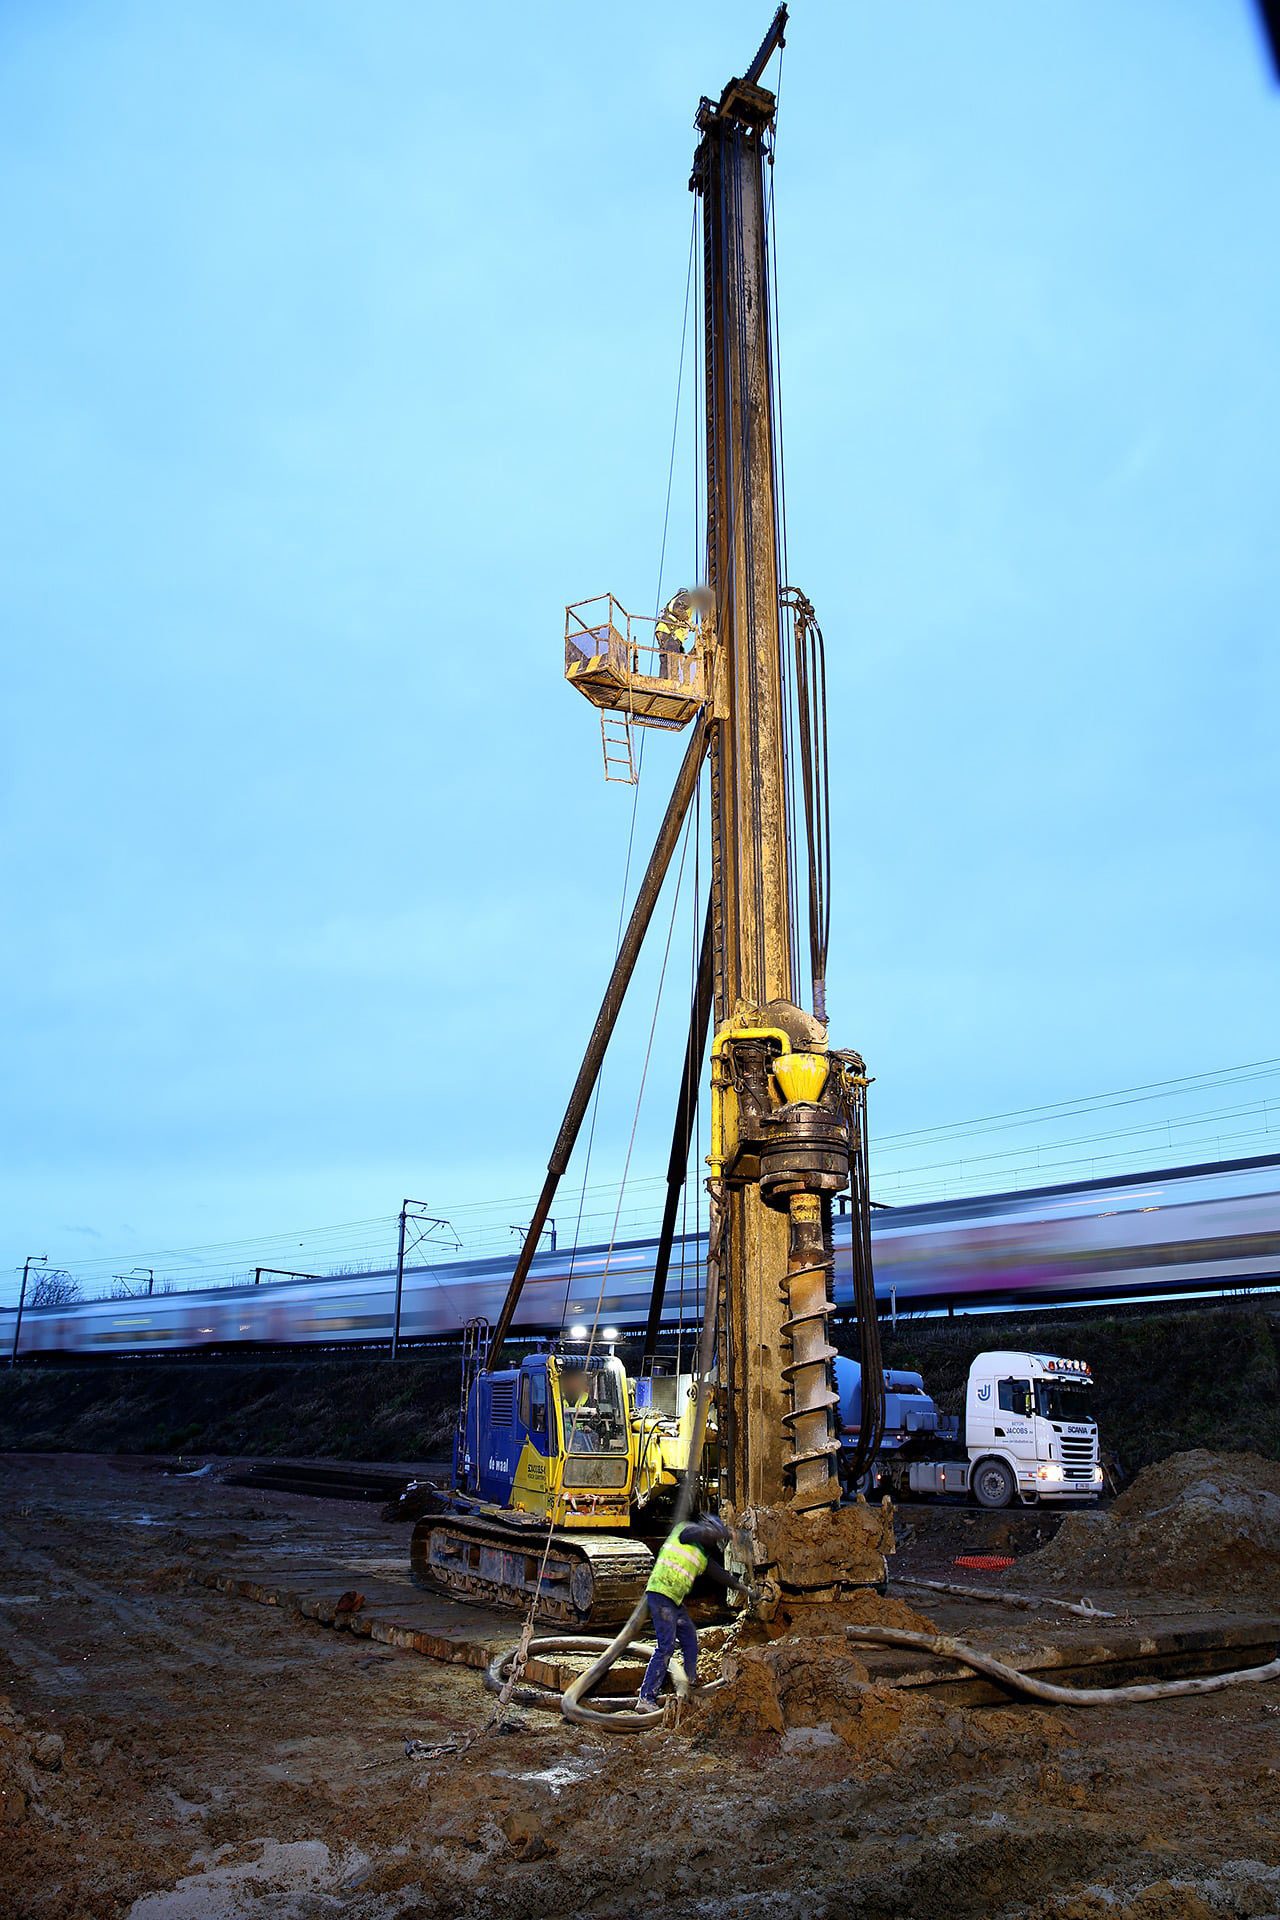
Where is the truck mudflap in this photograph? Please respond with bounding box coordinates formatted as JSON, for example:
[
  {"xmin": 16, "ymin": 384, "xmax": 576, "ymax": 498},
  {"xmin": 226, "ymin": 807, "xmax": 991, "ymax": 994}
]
[{"xmin": 410, "ymin": 1512, "xmax": 653, "ymax": 1626}]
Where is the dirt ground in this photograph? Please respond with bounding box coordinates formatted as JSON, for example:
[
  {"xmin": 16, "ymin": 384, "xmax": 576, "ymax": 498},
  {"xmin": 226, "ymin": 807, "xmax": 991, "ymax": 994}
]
[{"xmin": 1, "ymin": 1455, "xmax": 1278, "ymax": 1920}]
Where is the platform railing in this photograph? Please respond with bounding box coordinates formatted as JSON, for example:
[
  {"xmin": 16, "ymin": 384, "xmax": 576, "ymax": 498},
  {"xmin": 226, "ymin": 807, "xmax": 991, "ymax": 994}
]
[{"xmin": 565, "ymin": 594, "xmax": 703, "ymax": 695}]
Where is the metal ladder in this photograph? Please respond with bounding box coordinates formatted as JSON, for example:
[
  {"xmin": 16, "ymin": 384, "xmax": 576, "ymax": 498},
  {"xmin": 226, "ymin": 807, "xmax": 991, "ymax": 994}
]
[
  {"xmin": 707, "ymin": 727, "xmax": 728, "ymax": 1010},
  {"xmin": 600, "ymin": 709, "xmax": 637, "ymax": 784},
  {"xmin": 455, "ymin": 1317, "xmax": 492, "ymax": 1493}
]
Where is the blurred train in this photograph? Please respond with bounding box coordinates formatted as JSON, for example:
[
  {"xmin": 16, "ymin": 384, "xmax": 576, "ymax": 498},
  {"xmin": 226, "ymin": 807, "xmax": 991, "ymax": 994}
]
[{"xmin": 7, "ymin": 1153, "xmax": 1278, "ymax": 1361}]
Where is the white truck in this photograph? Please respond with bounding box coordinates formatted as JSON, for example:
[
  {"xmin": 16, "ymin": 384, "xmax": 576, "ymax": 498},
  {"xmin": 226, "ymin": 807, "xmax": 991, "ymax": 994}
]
[{"xmin": 834, "ymin": 1348, "xmax": 1103, "ymax": 1509}]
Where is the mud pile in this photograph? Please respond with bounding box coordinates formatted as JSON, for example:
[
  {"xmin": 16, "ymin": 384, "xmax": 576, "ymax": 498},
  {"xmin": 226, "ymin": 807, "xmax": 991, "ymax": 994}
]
[
  {"xmin": 0, "ymin": 1693, "xmax": 190, "ymax": 1916},
  {"xmin": 691, "ymin": 1589, "xmax": 942, "ymax": 1755},
  {"xmin": 1011, "ymin": 1449, "xmax": 1280, "ymax": 1597}
]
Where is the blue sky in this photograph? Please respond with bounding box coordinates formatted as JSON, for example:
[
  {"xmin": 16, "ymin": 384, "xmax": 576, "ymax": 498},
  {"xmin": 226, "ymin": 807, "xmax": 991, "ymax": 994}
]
[{"xmin": 2, "ymin": 2, "xmax": 1277, "ymax": 1297}]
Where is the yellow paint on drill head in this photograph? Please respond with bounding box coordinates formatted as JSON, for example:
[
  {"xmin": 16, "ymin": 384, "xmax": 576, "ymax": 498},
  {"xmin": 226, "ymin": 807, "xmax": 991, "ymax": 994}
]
[{"xmin": 774, "ymin": 1051, "xmax": 829, "ymax": 1105}]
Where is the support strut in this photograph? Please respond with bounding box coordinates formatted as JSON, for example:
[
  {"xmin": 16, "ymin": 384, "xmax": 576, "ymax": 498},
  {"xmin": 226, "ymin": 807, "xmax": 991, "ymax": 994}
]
[
  {"xmin": 487, "ymin": 720, "xmax": 710, "ymax": 1368},
  {"xmin": 641, "ymin": 898, "xmax": 715, "ymax": 1370}
]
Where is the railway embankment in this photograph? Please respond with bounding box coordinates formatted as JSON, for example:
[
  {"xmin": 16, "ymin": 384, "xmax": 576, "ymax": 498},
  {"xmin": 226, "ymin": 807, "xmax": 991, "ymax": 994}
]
[
  {"xmin": 0, "ymin": 1300, "xmax": 1275, "ymax": 1471},
  {"xmin": 0, "ymin": 1354, "xmax": 461, "ymax": 1461}
]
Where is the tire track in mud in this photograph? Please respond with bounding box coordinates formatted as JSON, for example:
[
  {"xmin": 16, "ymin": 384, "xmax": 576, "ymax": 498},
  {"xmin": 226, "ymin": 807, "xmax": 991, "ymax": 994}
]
[
  {"xmin": 13, "ymin": 1534, "xmax": 226, "ymax": 1663},
  {"xmin": 3, "ymin": 1516, "xmax": 394, "ymax": 1736},
  {"xmin": 0, "ymin": 1608, "xmax": 88, "ymax": 1695}
]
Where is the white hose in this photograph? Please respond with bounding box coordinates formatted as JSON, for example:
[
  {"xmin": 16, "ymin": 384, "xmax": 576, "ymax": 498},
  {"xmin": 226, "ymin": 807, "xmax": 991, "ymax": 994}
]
[
  {"xmin": 484, "ymin": 1631, "xmax": 660, "ymax": 1722},
  {"xmin": 892, "ymin": 1575, "xmax": 1114, "ymax": 1619},
  {"xmin": 844, "ymin": 1623, "xmax": 1280, "ymax": 1705}
]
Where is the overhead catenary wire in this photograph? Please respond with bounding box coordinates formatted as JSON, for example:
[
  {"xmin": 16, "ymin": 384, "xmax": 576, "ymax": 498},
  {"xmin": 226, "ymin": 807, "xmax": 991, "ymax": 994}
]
[
  {"xmin": 878, "ymin": 1093, "xmax": 1280, "ymax": 1190},
  {"xmin": 17, "ymin": 1061, "xmax": 1280, "ymax": 1307},
  {"xmin": 877, "ymin": 1058, "xmax": 1280, "ymax": 1150}
]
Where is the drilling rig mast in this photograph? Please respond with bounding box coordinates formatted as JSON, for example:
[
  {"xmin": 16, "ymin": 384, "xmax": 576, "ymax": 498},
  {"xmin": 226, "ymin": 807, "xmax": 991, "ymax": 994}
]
[
  {"xmin": 416, "ymin": 7, "xmax": 888, "ymax": 1619},
  {"xmin": 695, "ymin": 13, "xmax": 836, "ymax": 1517}
]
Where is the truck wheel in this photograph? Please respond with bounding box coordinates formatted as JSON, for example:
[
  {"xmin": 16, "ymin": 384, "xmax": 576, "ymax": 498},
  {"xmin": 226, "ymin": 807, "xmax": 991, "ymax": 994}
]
[
  {"xmin": 971, "ymin": 1457, "xmax": 1016, "ymax": 1510},
  {"xmin": 839, "ymin": 1465, "xmax": 874, "ymax": 1503}
]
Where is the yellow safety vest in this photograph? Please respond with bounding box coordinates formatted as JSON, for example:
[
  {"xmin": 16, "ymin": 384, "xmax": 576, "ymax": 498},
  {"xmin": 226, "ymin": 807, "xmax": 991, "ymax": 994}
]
[{"xmin": 646, "ymin": 1527, "xmax": 708, "ymax": 1604}]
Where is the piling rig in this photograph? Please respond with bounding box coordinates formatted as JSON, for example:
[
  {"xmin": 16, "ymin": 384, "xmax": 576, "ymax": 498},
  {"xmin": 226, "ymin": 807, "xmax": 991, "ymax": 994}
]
[{"xmin": 412, "ymin": 6, "xmax": 890, "ymax": 1619}]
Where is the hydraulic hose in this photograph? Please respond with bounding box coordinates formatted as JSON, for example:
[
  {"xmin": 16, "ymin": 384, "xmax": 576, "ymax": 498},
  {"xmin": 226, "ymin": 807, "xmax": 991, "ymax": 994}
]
[
  {"xmin": 843, "ymin": 1087, "xmax": 884, "ymax": 1485},
  {"xmin": 845, "ymin": 1624, "xmax": 1280, "ymax": 1706}
]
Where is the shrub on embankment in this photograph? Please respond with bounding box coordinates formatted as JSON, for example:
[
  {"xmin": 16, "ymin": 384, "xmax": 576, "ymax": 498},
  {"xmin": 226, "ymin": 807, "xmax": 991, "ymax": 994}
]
[
  {"xmin": 866, "ymin": 1301, "xmax": 1280, "ymax": 1476},
  {"xmin": 0, "ymin": 1304, "xmax": 1275, "ymax": 1471},
  {"xmin": 0, "ymin": 1356, "xmax": 461, "ymax": 1461}
]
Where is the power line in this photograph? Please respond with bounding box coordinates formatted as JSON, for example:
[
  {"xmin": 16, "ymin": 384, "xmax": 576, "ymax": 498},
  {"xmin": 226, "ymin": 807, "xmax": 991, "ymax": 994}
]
[
  {"xmin": 875, "ymin": 1057, "xmax": 1280, "ymax": 1148},
  {"xmin": 14, "ymin": 1059, "xmax": 1278, "ymax": 1304}
]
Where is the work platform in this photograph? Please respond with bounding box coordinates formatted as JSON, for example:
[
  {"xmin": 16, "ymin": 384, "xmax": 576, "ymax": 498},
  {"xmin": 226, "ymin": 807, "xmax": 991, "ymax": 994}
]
[
  {"xmin": 564, "ymin": 595, "xmax": 705, "ymax": 729},
  {"xmin": 564, "ymin": 593, "xmax": 707, "ymax": 782}
]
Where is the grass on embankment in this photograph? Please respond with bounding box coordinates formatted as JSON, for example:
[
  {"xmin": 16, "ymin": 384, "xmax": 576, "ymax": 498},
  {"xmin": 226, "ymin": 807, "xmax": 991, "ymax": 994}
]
[
  {"xmin": 0, "ymin": 1304, "xmax": 1275, "ymax": 1473},
  {"xmin": 0, "ymin": 1355, "xmax": 462, "ymax": 1462}
]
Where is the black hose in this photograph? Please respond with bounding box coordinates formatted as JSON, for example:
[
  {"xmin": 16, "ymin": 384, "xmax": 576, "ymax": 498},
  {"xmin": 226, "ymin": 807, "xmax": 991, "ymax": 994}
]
[
  {"xmin": 786, "ymin": 591, "xmax": 831, "ymax": 1024},
  {"xmin": 843, "ymin": 1079, "xmax": 884, "ymax": 1485}
]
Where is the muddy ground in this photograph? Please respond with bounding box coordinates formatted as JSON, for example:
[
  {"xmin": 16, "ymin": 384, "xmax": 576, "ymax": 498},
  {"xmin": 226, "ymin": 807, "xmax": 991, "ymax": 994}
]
[{"xmin": 1, "ymin": 1454, "xmax": 1277, "ymax": 1920}]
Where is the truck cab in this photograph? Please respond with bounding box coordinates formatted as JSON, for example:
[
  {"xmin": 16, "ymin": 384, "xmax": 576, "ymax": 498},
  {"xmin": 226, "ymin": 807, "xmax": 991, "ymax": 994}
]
[
  {"xmin": 962, "ymin": 1350, "xmax": 1102, "ymax": 1508},
  {"xmin": 836, "ymin": 1347, "xmax": 1103, "ymax": 1509}
]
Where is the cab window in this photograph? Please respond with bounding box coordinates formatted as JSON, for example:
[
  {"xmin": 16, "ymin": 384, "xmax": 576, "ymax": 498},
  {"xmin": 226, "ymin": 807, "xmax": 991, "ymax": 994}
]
[
  {"xmin": 518, "ymin": 1371, "xmax": 549, "ymax": 1442},
  {"xmin": 997, "ymin": 1378, "xmax": 1033, "ymax": 1417}
]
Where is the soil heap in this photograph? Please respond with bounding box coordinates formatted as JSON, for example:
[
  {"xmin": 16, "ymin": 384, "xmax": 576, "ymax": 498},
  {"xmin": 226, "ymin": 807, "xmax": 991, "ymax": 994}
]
[
  {"xmin": 1010, "ymin": 1449, "xmax": 1280, "ymax": 1598},
  {"xmin": 692, "ymin": 1588, "xmax": 945, "ymax": 1754}
]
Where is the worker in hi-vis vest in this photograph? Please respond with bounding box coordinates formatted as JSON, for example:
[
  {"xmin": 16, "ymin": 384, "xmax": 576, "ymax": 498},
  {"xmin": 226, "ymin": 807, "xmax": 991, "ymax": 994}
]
[{"xmin": 638, "ymin": 1513, "xmax": 739, "ymax": 1709}]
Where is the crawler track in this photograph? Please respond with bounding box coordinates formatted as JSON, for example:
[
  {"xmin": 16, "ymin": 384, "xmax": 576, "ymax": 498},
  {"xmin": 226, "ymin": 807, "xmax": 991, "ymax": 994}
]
[{"xmin": 410, "ymin": 1514, "xmax": 653, "ymax": 1626}]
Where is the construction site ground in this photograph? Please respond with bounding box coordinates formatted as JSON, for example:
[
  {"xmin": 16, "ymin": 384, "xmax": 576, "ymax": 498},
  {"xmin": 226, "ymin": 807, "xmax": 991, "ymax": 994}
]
[{"xmin": 2, "ymin": 1453, "xmax": 1277, "ymax": 1920}]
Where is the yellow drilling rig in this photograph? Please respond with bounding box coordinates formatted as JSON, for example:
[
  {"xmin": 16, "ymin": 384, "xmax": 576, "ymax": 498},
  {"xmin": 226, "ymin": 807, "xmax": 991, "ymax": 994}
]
[{"xmin": 412, "ymin": 5, "xmax": 889, "ymax": 1622}]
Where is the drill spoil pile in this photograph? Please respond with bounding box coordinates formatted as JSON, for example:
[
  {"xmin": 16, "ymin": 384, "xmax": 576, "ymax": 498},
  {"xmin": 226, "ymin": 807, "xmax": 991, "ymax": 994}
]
[
  {"xmin": 693, "ymin": 1590, "xmax": 948, "ymax": 1755},
  {"xmin": 1010, "ymin": 1449, "xmax": 1280, "ymax": 1597}
]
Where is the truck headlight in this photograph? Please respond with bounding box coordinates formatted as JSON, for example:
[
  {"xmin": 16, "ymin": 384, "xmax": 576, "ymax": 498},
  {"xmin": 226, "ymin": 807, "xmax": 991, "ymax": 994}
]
[
  {"xmin": 1036, "ymin": 1462, "xmax": 1064, "ymax": 1482},
  {"xmin": 1092, "ymin": 1466, "xmax": 1104, "ymax": 1483}
]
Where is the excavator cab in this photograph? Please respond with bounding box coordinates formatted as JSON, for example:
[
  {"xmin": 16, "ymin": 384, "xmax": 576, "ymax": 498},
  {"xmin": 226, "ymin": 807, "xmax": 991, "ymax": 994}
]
[
  {"xmin": 412, "ymin": 1338, "xmax": 712, "ymax": 1623},
  {"xmin": 416, "ymin": 1345, "xmax": 668, "ymax": 1623},
  {"xmin": 555, "ymin": 1354, "xmax": 630, "ymax": 1455},
  {"xmin": 454, "ymin": 1350, "xmax": 633, "ymax": 1529}
]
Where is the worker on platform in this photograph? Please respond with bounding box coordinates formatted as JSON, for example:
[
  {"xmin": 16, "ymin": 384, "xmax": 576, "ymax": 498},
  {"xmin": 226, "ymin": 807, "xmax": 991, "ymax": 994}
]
[
  {"xmin": 654, "ymin": 586, "xmax": 712, "ymax": 680},
  {"xmin": 638, "ymin": 1512, "xmax": 739, "ymax": 1709}
]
